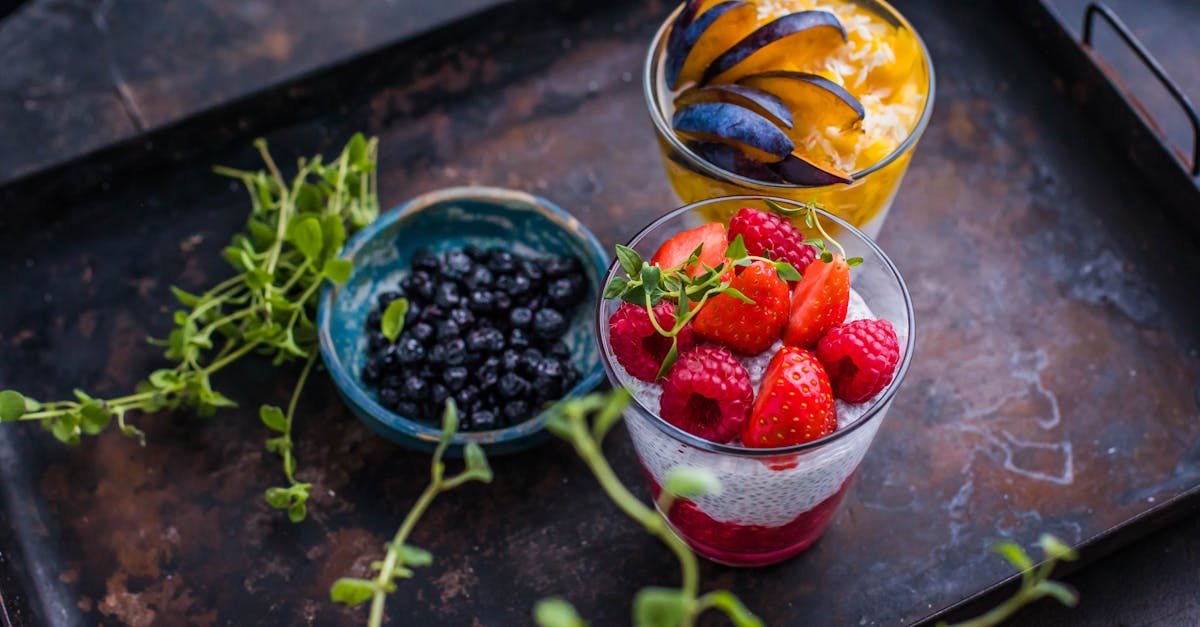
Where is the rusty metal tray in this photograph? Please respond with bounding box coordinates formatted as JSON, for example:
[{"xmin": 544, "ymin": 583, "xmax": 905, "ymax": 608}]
[{"xmin": 1, "ymin": 0, "xmax": 1198, "ymax": 625}]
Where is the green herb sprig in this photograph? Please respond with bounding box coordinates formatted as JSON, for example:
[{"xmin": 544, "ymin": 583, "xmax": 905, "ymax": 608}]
[
  {"xmin": 762, "ymin": 199, "xmax": 863, "ymax": 267},
  {"xmin": 331, "ymin": 400, "xmax": 493, "ymax": 626},
  {"xmin": 535, "ymin": 390, "xmax": 761, "ymax": 627},
  {"xmin": 0, "ymin": 134, "xmax": 380, "ymax": 522},
  {"xmin": 940, "ymin": 534, "xmax": 1079, "ymax": 627}
]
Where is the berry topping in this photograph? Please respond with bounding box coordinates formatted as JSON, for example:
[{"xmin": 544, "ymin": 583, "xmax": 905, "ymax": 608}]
[
  {"xmin": 659, "ymin": 345, "xmax": 753, "ymax": 443},
  {"xmin": 650, "ymin": 222, "xmax": 729, "ymax": 277},
  {"xmin": 816, "ymin": 318, "xmax": 900, "ymax": 403},
  {"xmin": 783, "ymin": 253, "xmax": 849, "ymax": 348},
  {"xmin": 693, "ymin": 260, "xmax": 789, "ymax": 354},
  {"xmin": 727, "ymin": 207, "xmax": 817, "ymax": 273},
  {"xmin": 608, "ymin": 301, "xmax": 697, "ymax": 382},
  {"xmin": 743, "ymin": 347, "xmax": 836, "ymax": 447}
]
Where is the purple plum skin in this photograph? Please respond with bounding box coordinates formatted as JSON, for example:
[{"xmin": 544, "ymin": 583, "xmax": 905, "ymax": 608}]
[
  {"xmin": 672, "ymin": 101, "xmax": 794, "ymax": 161},
  {"xmin": 674, "ymin": 84, "xmax": 794, "ymax": 129},
  {"xmin": 700, "ymin": 11, "xmax": 846, "ymax": 84},
  {"xmin": 772, "ymin": 153, "xmax": 852, "ymax": 185},
  {"xmin": 737, "ymin": 70, "xmax": 865, "ymax": 122},
  {"xmin": 664, "ymin": 1, "xmax": 750, "ymax": 88},
  {"xmin": 689, "ymin": 142, "xmax": 784, "ymax": 183},
  {"xmin": 664, "ymin": 0, "xmax": 705, "ymax": 86}
]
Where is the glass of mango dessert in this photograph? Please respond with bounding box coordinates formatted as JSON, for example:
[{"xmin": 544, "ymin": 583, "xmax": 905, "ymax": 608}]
[{"xmin": 643, "ymin": 0, "xmax": 935, "ymax": 237}]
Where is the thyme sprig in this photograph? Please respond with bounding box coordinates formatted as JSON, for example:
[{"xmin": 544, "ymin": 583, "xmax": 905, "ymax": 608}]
[
  {"xmin": 0, "ymin": 134, "xmax": 380, "ymax": 522},
  {"xmin": 331, "ymin": 400, "xmax": 493, "ymax": 627},
  {"xmin": 536, "ymin": 390, "xmax": 761, "ymax": 627}
]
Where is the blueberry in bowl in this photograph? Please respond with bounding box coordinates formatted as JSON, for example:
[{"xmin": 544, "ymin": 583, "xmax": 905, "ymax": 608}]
[{"xmin": 317, "ymin": 186, "xmax": 608, "ymax": 454}]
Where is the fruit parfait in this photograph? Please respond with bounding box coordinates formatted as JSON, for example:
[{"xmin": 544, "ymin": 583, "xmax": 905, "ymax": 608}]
[
  {"xmin": 597, "ymin": 196, "xmax": 912, "ymax": 566},
  {"xmin": 644, "ymin": 0, "xmax": 934, "ymax": 237}
]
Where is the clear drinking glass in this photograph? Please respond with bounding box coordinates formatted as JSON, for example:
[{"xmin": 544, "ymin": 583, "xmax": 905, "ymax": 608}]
[
  {"xmin": 596, "ymin": 196, "xmax": 914, "ymax": 566},
  {"xmin": 643, "ymin": 0, "xmax": 935, "ymax": 238}
]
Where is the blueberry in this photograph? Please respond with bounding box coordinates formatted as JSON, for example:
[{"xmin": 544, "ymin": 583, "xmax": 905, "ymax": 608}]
[
  {"xmin": 442, "ymin": 338, "xmax": 467, "ymax": 366},
  {"xmin": 400, "ymin": 375, "xmax": 428, "ymax": 400},
  {"xmin": 430, "ymin": 383, "xmax": 450, "ymax": 408},
  {"xmin": 498, "ymin": 273, "xmax": 532, "ymax": 297},
  {"xmin": 449, "ymin": 307, "xmax": 474, "ymax": 327},
  {"xmin": 405, "ymin": 304, "xmax": 420, "ymax": 326},
  {"xmin": 479, "ymin": 357, "xmax": 501, "ymax": 388},
  {"xmin": 381, "ymin": 374, "xmax": 402, "ymax": 390},
  {"xmin": 509, "ymin": 307, "xmax": 533, "ymax": 329},
  {"xmin": 427, "ymin": 343, "xmax": 446, "ymax": 366},
  {"xmin": 464, "ymin": 245, "xmax": 488, "ymax": 262},
  {"xmin": 546, "ymin": 255, "xmax": 583, "ymax": 278},
  {"xmin": 467, "ymin": 327, "xmax": 506, "ymax": 353},
  {"xmin": 361, "ymin": 362, "xmax": 381, "ymax": 384},
  {"xmin": 396, "ymin": 337, "xmax": 425, "ymax": 364},
  {"xmin": 533, "ymin": 309, "xmax": 567, "ymax": 339},
  {"xmin": 507, "ymin": 328, "xmax": 531, "ymax": 349},
  {"xmin": 436, "ymin": 319, "xmax": 461, "ymax": 341},
  {"xmin": 411, "ymin": 248, "xmax": 440, "ymax": 273},
  {"xmin": 472, "ymin": 410, "xmax": 498, "ymax": 430},
  {"xmin": 534, "ymin": 358, "xmax": 565, "ymax": 393},
  {"xmin": 418, "ymin": 304, "xmax": 445, "ymax": 323},
  {"xmin": 503, "ymin": 400, "xmax": 530, "ymax": 423},
  {"xmin": 519, "ymin": 348, "xmax": 543, "ymax": 376},
  {"xmin": 547, "ymin": 277, "xmax": 584, "ymax": 308},
  {"xmin": 501, "ymin": 349, "xmax": 522, "ymax": 373},
  {"xmin": 404, "ymin": 271, "xmax": 436, "ymax": 302},
  {"xmin": 467, "ymin": 289, "xmax": 494, "ymax": 313},
  {"xmin": 491, "ymin": 290, "xmax": 512, "ymax": 314},
  {"xmin": 443, "ymin": 366, "xmax": 469, "ymax": 391},
  {"xmin": 410, "ymin": 322, "xmax": 435, "ymax": 343},
  {"xmin": 464, "ymin": 266, "xmax": 495, "ymax": 290},
  {"xmin": 377, "ymin": 290, "xmax": 403, "ymax": 308},
  {"xmin": 381, "ymin": 345, "xmax": 402, "ymax": 370},
  {"xmin": 547, "ymin": 340, "xmax": 571, "ymax": 360},
  {"xmin": 442, "ymin": 249, "xmax": 474, "ymax": 280},
  {"xmin": 367, "ymin": 309, "xmax": 383, "ymax": 328},
  {"xmin": 395, "ymin": 401, "xmax": 421, "ymax": 417},
  {"xmin": 455, "ymin": 385, "xmax": 480, "ymax": 408},
  {"xmin": 487, "ymin": 249, "xmax": 517, "ymax": 274},
  {"xmin": 498, "ymin": 373, "xmax": 529, "ymax": 398},
  {"xmin": 367, "ymin": 330, "xmax": 389, "ymax": 351},
  {"xmin": 434, "ymin": 282, "xmax": 460, "ymax": 308},
  {"xmin": 520, "ymin": 259, "xmax": 546, "ymax": 283},
  {"xmin": 379, "ymin": 388, "xmax": 401, "ymax": 409}
]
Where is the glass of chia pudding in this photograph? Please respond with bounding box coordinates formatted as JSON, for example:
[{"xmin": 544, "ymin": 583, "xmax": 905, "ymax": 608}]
[{"xmin": 596, "ymin": 195, "xmax": 913, "ymax": 566}]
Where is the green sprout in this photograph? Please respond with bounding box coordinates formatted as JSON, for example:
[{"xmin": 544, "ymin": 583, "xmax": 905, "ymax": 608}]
[{"xmin": 940, "ymin": 534, "xmax": 1079, "ymax": 627}]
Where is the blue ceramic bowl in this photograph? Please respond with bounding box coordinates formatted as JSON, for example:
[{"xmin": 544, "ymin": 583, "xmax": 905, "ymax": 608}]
[{"xmin": 317, "ymin": 186, "xmax": 608, "ymax": 455}]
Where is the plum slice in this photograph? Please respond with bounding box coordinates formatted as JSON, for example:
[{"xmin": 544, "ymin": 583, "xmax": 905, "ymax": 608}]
[
  {"xmin": 689, "ymin": 141, "xmax": 784, "ymax": 183},
  {"xmin": 738, "ymin": 71, "xmax": 864, "ymax": 131},
  {"xmin": 674, "ymin": 84, "xmax": 794, "ymax": 129},
  {"xmin": 701, "ymin": 11, "xmax": 846, "ymax": 85},
  {"xmin": 665, "ymin": 1, "xmax": 759, "ymax": 89},
  {"xmin": 772, "ymin": 152, "xmax": 853, "ymax": 185},
  {"xmin": 664, "ymin": 0, "xmax": 707, "ymax": 81},
  {"xmin": 672, "ymin": 102, "xmax": 794, "ymax": 163}
]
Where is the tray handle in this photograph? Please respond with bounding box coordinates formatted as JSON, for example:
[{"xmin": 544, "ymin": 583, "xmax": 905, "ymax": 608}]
[{"xmin": 1082, "ymin": 2, "xmax": 1200, "ymax": 176}]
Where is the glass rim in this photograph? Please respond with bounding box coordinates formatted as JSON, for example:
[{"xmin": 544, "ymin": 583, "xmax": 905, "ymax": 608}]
[
  {"xmin": 594, "ymin": 195, "xmax": 916, "ymax": 457},
  {"xmin": 642, "ymin": 0, "xmax": 937, "ymax": 187}
]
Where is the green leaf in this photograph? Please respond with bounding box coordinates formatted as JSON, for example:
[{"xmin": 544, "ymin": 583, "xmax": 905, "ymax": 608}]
[
  {"xmin": 632, "ymin": 587, "xmax": 688, "ymax": 627},
  {"xmin": 247, "ymin": 218, "xmax": 277, "ymax": 249},
  {"xmin": 654, "ymin": 337, "xmax": 679, "ymax": 381},
  {"xmin": 1035, "ymin": 580, "xmax": 1079, "ymax": 607},
  {"xmin": 264, "ymin": 487, "xmax": 291, "ymax": 509},
  {"xmin": 397, "ymin": 544, "xmax": 433, "ymax": 567},
  {"xmin": 846, "ymin": 256, "xmax": 864, "ymax": 267},
  {"xmin": 288, "ymin": 216, "xmax": 324, "ymax": 260},
  {"xmin": 462, "ymin": 442, "xmax": 494, "ymax": 483},
  {"xmin": 321, "ymin": 214, "xmax": 347, "ymax": 257},
  {"xmin": 616, "ymin": 245, "xmax": 644, "ymax": 277},
  {"xmin": 664, "ymin": 466, "xmax": 722, "ymax": 499},
  {"xmin": 259, "ymin": 405, "xmax": 287, "ymax": 432},
  {"xmin": 330, "ymin": 577, "xmax": 376, "ymax": 606},
  {"xmin": 294, "ymin": 184, "xmax": 322, "ymax": 213},
  {"xmin": 169, "ymin": 286, "xmax": 201, "ymax": 307},
  {"xmin": 992, "ymin": 541, "xmax": 1033, "ymax": 571},
  {"xmin": 639, "ymin": 265, "xmax": 664, "ymax": 305},
  {"xmin": 347, "ymin": 133, "xmax": 369, "ymax": 169},
  {"xmin": 534, "ymin": 598, "xmax": 587, "ymax": 627},
  {"xmin": 1039, "ymin": 534, "xmax": 1078, "ymax": 562},
  {"xmin": 702, "ymin": 591, "xmax": 762, "ymax": 627},
  {"xmin": 773, "ymin": 261, "xmax": 802, "ymax": 282},
  {"xmin": 287, "ymin": 500, "xmax": 307, "ymax": 522},
  {"xmin": 721, "ymin": 287, "xmax": 755, "ymax": 304},
  {"xmin": 684, "ymin": 243, "xmax": 704, "ymax": 267},
  {"xmin": 820, "ymin": 251, "xmax": 833, "ymax": 263},
  {"xmin": 323, "ymin": 258, "xmax": 353, "ymax": 283},
  {"xmin": 381, "ymin": 298, "xmax": 409, "ymax": 342},
  {"xmin": 603, "ymin": 276, "xmax": 629, "ymax": 299},
  {"xmin": 0, "ymin": 390, "xmax": 28, "ymax": 421},
  {"xmin": 79, "ymin": 401, "xmax": 112, "ymax": 435},
  {"xmin": 148, "ymin": 369, "xmax": 180, "ymax": 389},
  {"xmin": 440, "ymin": 400, "xmax": 460, "ymax": 439},
  {"xmin": 244, "ymin": 268, "xmax": 272, "ymax": 290},
  {"xmin": 726, "ymin": 234, "xmax": 748, "ymax": 260}
]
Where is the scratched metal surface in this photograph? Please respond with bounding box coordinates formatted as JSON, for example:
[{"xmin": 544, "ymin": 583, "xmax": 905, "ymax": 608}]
[{"xmin": 0, "ymin": 0, "xmax": 1198, "ymax": 625}]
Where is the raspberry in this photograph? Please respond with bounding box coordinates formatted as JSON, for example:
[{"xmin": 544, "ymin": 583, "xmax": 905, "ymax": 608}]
[
  {"xmin": 815, "ymin": 319, "xmax": 900, "ymax": 403},
  {"xmin": 728, "ymin": 207, "xmax": 817, "ymax": 273},
  {"xmin": 659, "ymin": 345, "xmax": 752, "ymax": 443},
  {"xmin": 608, "ymin": 302, "xmax": 696, "ymax": 382}
]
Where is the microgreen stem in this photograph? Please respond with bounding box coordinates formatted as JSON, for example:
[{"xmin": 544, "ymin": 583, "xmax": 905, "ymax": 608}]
[
  {"xmin": 367, "ymin": 481, "xmax": 439, "ymax": 627},
  {"xmin": 280, "ymin": 353, "xmax": 317, "ymax": 484},
  {"xmin": 203, "ymin": 338, "xmax": 263, "ymax": 375}
]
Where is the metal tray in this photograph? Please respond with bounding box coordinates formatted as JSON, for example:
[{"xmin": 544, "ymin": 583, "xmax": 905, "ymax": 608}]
[{"xmin": 1, "ymin": 0, "xmax": 1198, "ymax": 624}]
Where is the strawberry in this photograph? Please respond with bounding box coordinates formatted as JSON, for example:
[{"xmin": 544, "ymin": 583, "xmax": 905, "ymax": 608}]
[
  {"xmin": 783, "ymin": 253, "xmax": 849, "ymax": 348},
  {"xmin": 817, "ymin": 318, "xmax": 900, "ymax": 402},
  {"xmin": 743, "ymin": 347, "xmax": 836, "ymax": 447},
  {"xmin": 650, "ymin": 222, "xmax": 729, "ymax": 278},
  {"xmin": 728, "ymin": 207, "xmax": 818, "ymax": 274},
  {"xmin": 693, "ymin": 260, "xmax": 789, "ymax": 353}
]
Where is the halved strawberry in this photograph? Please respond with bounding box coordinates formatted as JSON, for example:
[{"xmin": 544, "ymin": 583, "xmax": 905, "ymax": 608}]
[
  {"xmin": 743, "ymin": 346, "xmax": 836, "ymax": 448},
  {"xmin": 693, "ymin": 260, "xmax": 789, "ymax": 353},
  {"xmin": 650, "ymin": 222, "xmax": 729, "ymax": 277},
  {"xmin": 783, "ymin": 253, "xmax": 849, "ymax": 348}
]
